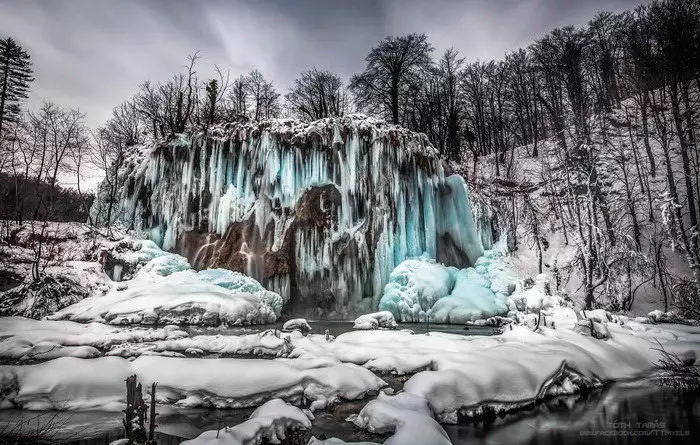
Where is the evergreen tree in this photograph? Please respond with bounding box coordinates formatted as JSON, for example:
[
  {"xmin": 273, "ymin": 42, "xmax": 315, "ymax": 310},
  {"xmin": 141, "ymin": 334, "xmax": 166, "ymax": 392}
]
[{"xmin": 0, "ymin": 37, "xmax": 34, "ymax": 137}]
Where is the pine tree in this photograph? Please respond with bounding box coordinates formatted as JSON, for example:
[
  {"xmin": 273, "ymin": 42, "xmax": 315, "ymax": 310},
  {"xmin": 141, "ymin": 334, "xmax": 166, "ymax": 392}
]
[{"xmin": 0, "ymin": 37, "xmax": 34, "ymax": 137}]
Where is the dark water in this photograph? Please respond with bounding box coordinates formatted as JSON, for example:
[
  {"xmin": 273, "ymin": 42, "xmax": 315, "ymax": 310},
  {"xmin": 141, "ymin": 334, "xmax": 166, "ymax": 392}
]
[
  {"xmin": 444, "ymin": 380, "xmax": 700, "ymax": 445},
  {"xmin": 1, "ymin": 379, "xmax": 697, "ymax": 444},
  {"xmin": 185, "ymin": 321, "xmax": 498, "ymax": 338}
]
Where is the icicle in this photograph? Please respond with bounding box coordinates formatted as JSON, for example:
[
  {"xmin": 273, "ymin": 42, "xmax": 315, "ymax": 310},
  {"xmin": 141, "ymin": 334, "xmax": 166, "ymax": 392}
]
[{"xmin": 110, "ymin": 116, "xmax": 487, "ymax": 314}]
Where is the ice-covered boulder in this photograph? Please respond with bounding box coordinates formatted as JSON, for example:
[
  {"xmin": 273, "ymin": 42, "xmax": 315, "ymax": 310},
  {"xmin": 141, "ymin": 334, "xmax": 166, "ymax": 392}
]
[
  {"xmin": 353, "ymin": 311, "xmax": 398, "ymax": 330},
  {"xmin": 282, "ymin": 318, "xmax": 311, "ymax": 333},
  {"xmin": 378, "ymin": 247, "xmax": 513, "ymax": 324},
  {"xmin": 50, "ymin": 250, "xmax": 287, "ymax": 326}
]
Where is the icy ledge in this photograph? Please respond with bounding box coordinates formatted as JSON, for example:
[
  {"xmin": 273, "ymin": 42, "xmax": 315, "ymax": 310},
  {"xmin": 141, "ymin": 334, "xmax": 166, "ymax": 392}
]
[{"xmin": 48, "ymin": 242, "xmax": 287, "ymax": 326}]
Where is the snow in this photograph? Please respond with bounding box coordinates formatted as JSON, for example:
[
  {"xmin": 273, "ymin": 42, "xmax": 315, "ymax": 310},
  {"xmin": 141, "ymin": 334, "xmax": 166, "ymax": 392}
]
[
  {"xmin": 353, "ymin": 311, "xmax": 398, "ymax": 330},
  {"xmin": 379, "ymin": 246, "xmax": 514, "ymax": 323},
  {"xmin": 106, "ymin": 330, "xmax": 295, "ymax": 358},
  {"xmin": 181, "ymin": 399, "xmax": 311, "ymax": 445},
  {"xmin": 49, "ymin": 249, "xmax": 287, "ymax": 326},
  {"xmin": 285, "ymin": 296, "xmax": 700, "ymax": 422},
  {"xmin": 354, "ymin": 392, "xmax": 451, "ymax": 445},
  {"xmin": 308, "ymin": 438, "xmax": 379, "ymax": 445},
  {"xmin": 0, "ymin": 290, "xmax": 699, "ymax": 444},
  {"xmin": 283, "ymin": 318, "xmax": 311, "ymax": 333},
  {"xmin": 0, "ymin": 355, "xmax": 386, "ymax": 411},
  {"xmin": 0, "ymin": 317, "xmax": 187, "ymax": 361}
]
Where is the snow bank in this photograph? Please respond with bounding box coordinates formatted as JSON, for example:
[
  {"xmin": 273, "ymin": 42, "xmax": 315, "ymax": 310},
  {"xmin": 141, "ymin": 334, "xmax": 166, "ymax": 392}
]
[
  {"xmin": 354, "ymin": 392, "xmax": 451, "ymax": 445},
  {"xmin": 353, "ymin": 312, "xmax": 398, "ymax": 330},
  {"xmin": 288, "ymin": 310, "xmax": 700, "ymax": 422},
  {"xmin": 181, "ymin": 399, "xmax": 311, "ymax": 445},
  {"xmin": 106, "ymin": 330, "xmax": 297, "ymax": 358},
  {"xmin": 379, "ymin": 247, "xmax": 513, "ymax": 323},
  {"xmin": 0, "ymin": 355, "xmax": 386, "ymax": 411},
  {"xmin": 49, "ymin": 250, "xmax": 286, "ymax": 326},
  {"xmin": 0, "ymin": 317, "xmax": 187, "ymax": 361},
  {"xmin": 308, "ymin": 439, "xmax": 380, "ymax": 445}
]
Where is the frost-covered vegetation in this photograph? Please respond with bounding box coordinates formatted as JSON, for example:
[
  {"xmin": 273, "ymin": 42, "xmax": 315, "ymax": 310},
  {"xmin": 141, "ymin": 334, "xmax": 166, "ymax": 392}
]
[{"xmin": 1, "ymin": 0, "xmax": 700, "ymax": 444}]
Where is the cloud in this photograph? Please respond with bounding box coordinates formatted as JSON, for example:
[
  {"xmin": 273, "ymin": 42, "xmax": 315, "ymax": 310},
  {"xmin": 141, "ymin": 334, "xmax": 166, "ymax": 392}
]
[{"xmin": 0, "ymin": 0, "xmax": 647, "ymax": 130}]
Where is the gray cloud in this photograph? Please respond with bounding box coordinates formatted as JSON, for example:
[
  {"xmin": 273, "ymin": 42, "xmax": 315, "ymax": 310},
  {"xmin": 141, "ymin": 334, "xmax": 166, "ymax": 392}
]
[{"xmin": 0, "ymin": 0, "xmax": 646, "ymax": 128}]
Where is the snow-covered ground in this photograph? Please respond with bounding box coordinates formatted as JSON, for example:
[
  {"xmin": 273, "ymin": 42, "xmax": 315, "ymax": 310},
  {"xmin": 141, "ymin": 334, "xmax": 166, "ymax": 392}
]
[
  {"xmin": 1, "ymin": 222, "xmax": 288, "ymax": 327},
  {"xmin": 1, "ymin": 290, "xmax": 698, "ymax": 444}
]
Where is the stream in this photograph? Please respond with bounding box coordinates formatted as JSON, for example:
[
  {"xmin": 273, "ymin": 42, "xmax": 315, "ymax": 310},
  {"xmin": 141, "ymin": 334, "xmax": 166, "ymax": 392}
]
[
  {"xmin": 0, "ymin": 323, "xmax": 697, "ymax": 444},
  {"xmin": 0, "ymin": 378, "xmax": 697, "ymax": 444}
]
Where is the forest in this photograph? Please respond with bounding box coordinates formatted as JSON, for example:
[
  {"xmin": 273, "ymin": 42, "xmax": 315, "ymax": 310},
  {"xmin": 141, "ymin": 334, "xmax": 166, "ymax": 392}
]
[{"xmin": 0, "ymin": 0, "xmax": 699, "ymax": 315}]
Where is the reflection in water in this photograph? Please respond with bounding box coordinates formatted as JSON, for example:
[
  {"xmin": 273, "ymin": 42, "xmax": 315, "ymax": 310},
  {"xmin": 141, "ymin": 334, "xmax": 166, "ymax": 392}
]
[
  {"xmin": 184, "ymin": 321, "xmax": 498, "ymax": 339},
  {"xmin": 1, "ymin": 379, "xmax": 697, "ymax": 444},
  {"xmin": 445, "ymin": 380, "xmax": 699, "ymax": 445}
]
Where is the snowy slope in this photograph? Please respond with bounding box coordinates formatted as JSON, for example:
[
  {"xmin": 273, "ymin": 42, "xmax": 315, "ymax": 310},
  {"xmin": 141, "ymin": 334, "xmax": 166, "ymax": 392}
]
[{"xmin": 466, "ymin": 91, "xmax": 698, "ymax": 316}]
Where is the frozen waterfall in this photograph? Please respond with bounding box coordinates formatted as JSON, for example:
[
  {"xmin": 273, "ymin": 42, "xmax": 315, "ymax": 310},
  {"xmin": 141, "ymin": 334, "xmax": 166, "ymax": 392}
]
[{"xmin": 102, "ymin": 115, "xmax": 488, "ymax": 318}]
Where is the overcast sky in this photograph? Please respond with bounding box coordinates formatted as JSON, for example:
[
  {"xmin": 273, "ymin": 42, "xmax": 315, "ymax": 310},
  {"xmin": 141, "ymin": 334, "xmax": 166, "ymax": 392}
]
[{"xmin": 1, "ymin": 0, "xmax": 646, "ymax": 130}]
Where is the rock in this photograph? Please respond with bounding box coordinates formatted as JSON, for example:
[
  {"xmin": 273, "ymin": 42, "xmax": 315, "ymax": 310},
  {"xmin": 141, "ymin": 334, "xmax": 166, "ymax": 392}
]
[
  {"xmin": 574, "ymin": 319, "xmax": 610, "ymax": 340},
  {"xmin": 282, "ymin": 318, "xmax": 312, "ymax": 334},
  {"xmin": 353, "ymin": 311, "xmax": 398, "ymax": 330}
]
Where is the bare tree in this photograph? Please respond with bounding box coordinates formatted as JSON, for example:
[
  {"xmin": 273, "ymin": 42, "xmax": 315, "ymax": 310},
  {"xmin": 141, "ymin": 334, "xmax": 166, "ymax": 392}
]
[
  {"xmin": 285, "ymin": 68, "xmax": 348, "ymax": 121},
  {"xmin": 350, "ymin": 33, "xmax": 433, "ymax": 125}
]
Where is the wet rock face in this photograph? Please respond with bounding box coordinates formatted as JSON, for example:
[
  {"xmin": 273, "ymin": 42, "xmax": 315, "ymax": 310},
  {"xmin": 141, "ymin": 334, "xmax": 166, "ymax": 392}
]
[{"xmin": 105, "ymin": 115, "xmax": 486, "ymax": 318}]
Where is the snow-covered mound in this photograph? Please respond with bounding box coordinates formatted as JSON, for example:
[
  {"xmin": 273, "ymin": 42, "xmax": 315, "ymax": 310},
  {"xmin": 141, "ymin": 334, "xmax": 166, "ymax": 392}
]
[
  {"xmin": 49, "ymin": 243, "xmax": 286, "ymax": 326},
  {"xmin": 0, "ymin": 355, "xmax": 385, "ymax": 411},
  {"xmin": 99, "ymin": 114, "xmax": 489, "ymax": 318},
  {"xmin": 353, "ymin": 392, "xmax": 451, "ymax": 445},
  {"xmin": 0, "ymin": 317, "xmax": 188, "ymax": 361},
  {"xmin": 282, "ymin": 318, "xmax": 311, "ymax": 333},
  {"xmin": 353, "ymin": 311, "xmax": 398, "ymax": 330},
  {"xmin": 181, "ymin": 399, "xmax": 311, "ymax": 445},
  {"xmin": 379, "ymin": 246, "xmax": 514, "ymax": 323}
]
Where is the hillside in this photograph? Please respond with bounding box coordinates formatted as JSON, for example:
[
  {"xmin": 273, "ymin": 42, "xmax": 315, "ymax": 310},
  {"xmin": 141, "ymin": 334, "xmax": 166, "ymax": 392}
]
[{"xmin": 467, "ymin": 86, "xmax": 699, "ymax": 317}]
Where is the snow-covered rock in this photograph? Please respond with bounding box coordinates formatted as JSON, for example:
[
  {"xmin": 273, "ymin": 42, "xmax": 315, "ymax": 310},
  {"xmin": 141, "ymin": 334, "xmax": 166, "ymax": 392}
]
[
  {"xmin": 49, "ymin": 250, "xmax": 287, "ymax": 326},
  {"xmin": 379, "ymin": 247, "xmax": 513, "ymax": 323},
  {"xmin": 181, "ymin": 399, "xmax": 311, "ymax": 445},
  {"xmin": 282, "ymin": 318, "xmax": 311, "ymax": 333},
  {"xmin": 353, "ymin": 311, "xmax": 398, "ymax": 330},
  {"xmin": 354, "ymin": 392, "xmax": 451, "ymax": 445}
]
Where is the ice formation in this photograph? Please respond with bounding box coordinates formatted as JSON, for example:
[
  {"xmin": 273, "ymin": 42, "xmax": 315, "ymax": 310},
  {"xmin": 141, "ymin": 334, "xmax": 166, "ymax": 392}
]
[
  {"xmin": 379, "ymin": 247, "xmax": 513, "ymax": 323},
  {"xmin": 50, "ymin": 246, "xmax": 287, "ymax": 326},
  {"xmin": 103, "ymin": 115, "xmax": 487, "ymax": 317}
]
